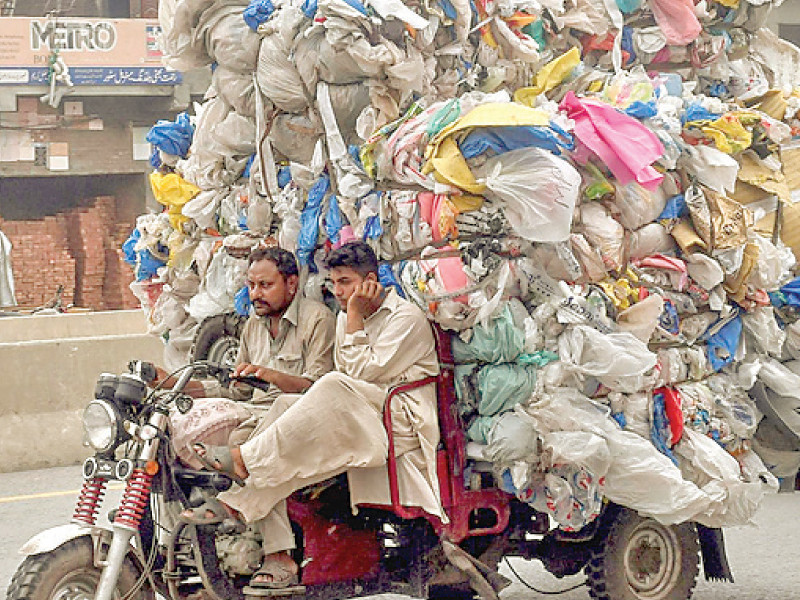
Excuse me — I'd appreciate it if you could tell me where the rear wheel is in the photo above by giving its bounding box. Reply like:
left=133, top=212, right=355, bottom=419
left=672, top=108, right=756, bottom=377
left=586, top=509, right=699, bottom=600
left=7, top=537, right=152, bottom=600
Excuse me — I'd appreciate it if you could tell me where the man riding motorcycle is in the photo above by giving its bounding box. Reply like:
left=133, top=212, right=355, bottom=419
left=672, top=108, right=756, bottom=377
left=154, top=246, right=336, bottom=588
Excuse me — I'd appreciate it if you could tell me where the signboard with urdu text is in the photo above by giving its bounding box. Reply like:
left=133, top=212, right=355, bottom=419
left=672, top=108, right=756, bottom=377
left=0, top=17, right=181, bottom=85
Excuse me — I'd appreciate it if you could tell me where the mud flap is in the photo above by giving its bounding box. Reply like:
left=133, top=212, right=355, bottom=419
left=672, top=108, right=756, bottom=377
left=696, top=525, right=734, bottom=583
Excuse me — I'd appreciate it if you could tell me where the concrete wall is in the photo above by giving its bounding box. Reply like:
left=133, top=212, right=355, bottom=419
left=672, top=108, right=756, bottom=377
left=765, top=0, right=800, bottom=43
left=0, top=310, right=164, bottom=472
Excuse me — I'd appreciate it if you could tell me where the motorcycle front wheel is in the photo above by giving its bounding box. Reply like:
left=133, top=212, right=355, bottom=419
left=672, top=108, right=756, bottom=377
left=7, top=537, right=153, bottom=600
left=586, top=508, right=699, bottom=600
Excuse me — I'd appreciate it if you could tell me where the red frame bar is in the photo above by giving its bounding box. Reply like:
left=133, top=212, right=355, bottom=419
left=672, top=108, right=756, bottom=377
left=383, top=376, right=438, bottom=519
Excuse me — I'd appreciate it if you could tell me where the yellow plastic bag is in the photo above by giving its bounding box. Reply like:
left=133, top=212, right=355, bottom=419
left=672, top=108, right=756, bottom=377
left=514, top=47, right=581, bottom=106
left=149, top=172, right=201, bottom=231
left=686, top=111, right=759, bottom=155
left=423, top=103, right=549, bottom=193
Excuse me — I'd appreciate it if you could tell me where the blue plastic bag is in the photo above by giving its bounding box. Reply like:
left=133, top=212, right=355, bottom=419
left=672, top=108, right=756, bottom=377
left=277, top=166, right=292, bottom=188
left=146, top=112, right=194, bottom=158
left=703, top=315, right=742, bottom=372
left=363, top=215, right=383, bottom=240
left=123, top=230, right=167, bottom=281
left=234, top=286, right=252, bottom=317
left=769, top=277, right=800, bottom=309
left=439, top=0, right=457, bottom=19
left=242, top=153, right=256, bottom=179
left=651, top=391, right=678, bottom=465
left=620, top=26, right=637, bottom=65
left=459, top=123, right=575, bottom=159
left=616, top=0, right=642, bottom=13
left=243, top=0, right=275, bottom=31
left=149, top=146, right=162, bottom=168
left=659, top=299, right=680, bottom=335
left=378, top=262, right=405, bottom=298
left=325, top=195, right=344, bottom=245
left=136, top=249, right=166, bottom=281
left=122, top=229, right=140, bottom=267
left=681, top=103, right=721, bottom=125
left=624, top=101, right=657, bottom=119
left=302, top=0, right=317, bottom=17
left=297, top=175, right=330, bottom=267
left=658, top=193, right=688, bottom=221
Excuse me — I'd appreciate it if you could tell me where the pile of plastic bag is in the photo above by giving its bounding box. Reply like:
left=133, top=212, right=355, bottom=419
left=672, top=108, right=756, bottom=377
left=124, top=0, right=800, bottom=530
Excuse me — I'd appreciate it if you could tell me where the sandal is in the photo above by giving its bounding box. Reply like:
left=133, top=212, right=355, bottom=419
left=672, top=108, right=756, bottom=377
left=179, top=496, right=245, bottom=534
left=248, top=560, right=299, bottom=590
left=192, top=442, right=246, bottom=486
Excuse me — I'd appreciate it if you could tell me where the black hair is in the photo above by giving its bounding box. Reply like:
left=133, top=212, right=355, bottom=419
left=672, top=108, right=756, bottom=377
left=326, top=241, right=379, bottom=278
left=248, top=246, right=299, bottom=279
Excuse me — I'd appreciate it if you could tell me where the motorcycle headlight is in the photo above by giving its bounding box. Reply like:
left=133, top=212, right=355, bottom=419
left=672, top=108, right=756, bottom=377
left=82, top=400, right=120, bottom=453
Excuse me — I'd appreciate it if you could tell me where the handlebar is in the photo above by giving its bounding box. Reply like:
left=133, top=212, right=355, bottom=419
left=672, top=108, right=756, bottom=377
left=149, top=361, right=273, bottom=395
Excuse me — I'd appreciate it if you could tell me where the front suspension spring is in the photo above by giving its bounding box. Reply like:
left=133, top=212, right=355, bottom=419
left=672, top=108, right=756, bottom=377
left=72, top=477, right=108, bottom=526
left=114, top=468, right=153, bottom=530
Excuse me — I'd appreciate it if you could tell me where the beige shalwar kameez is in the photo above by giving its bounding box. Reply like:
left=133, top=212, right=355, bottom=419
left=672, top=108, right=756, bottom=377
left=169, top=294, right=335, bottom=554
left=219, top=289, right=445, bottom=553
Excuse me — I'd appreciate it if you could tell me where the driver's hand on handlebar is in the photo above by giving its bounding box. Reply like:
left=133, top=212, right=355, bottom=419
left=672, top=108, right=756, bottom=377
left=151, top=366, right=171, bottom=389
left=233, top=363, right=273, bottom=384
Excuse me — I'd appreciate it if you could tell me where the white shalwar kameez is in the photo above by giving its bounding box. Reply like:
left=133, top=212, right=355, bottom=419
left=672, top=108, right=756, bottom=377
left=219, top=289, right=445, bottom=545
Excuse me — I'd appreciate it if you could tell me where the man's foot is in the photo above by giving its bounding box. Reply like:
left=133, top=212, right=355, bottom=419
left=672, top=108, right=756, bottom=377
left=179, top=496, right=245, bottom=533
left=250, top=552, right=299, bottom=589
left=192, top=443, right=249, bottom=485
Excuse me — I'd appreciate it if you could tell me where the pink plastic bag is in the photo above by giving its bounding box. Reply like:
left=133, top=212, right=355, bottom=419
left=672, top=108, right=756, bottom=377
left=559, top=91, right=664, bottom=191
left=418, top=191, right=458, bottom=241
left=649, top=0, right=702, bottom=47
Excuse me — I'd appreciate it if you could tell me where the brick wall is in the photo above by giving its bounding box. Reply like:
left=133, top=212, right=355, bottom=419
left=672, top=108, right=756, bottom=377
left=0, top=197, right=140, bottom=310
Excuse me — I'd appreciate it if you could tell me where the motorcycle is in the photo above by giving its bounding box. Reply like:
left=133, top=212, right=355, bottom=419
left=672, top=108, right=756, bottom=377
left=7, top=329, right=735, bottom=600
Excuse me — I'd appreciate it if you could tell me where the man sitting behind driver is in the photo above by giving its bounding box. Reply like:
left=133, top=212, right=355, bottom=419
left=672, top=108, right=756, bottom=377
left=215, top=241, right=443, bottom=589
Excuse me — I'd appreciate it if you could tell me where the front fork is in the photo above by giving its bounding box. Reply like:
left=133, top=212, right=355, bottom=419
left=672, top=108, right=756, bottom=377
left=93, top=409, right=168, bottom=600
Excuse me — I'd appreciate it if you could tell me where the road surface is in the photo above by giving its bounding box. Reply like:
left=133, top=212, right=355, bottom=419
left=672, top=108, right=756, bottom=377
left=1, top=465, right=798, bottom=599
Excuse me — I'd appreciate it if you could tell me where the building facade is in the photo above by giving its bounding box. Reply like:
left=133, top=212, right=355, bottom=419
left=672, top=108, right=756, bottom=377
left=0, top=0, right=207, bottom=308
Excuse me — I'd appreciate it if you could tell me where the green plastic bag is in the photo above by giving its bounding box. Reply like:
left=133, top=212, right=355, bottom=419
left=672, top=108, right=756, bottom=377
left=452, top=304, right=525, bottom=364
left=467, top=415, right=498, bottom=444
left=477, top=363, right=537, bottom=416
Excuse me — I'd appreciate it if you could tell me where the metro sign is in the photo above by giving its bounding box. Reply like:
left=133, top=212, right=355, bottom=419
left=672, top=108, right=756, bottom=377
left=30, top=19, right=117, bottom=52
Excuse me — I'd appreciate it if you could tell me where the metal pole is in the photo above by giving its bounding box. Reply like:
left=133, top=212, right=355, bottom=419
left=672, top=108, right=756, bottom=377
left=94, top=527, right=136, bottom=600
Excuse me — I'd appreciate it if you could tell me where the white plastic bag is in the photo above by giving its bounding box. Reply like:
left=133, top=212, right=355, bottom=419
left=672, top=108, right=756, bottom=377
left=578, top=203, right=625, bottom=272
left=256, top=17, right=308, bottom=112
left=484, top=411, right=540, bottom=466
left=686, top=252, right=724, bottom=290
left=182, top=189, right=222, bottom=230
left=680, top=145, right=739, bottom=195
left=543, top=430, right=612, bottom=480
left=212, top=66, right=256, bottom=117
left=674, top=429, right=767, bottom=528
left=742, top=307, right=785, bottom=358
left=525, top=389, right=719, bottom=526
left=614, top=182, right=668, bottom=231
left=616, top=294, right=664, bottom=343
left=203, top=9, right=260, bottom=74
left=558, top=325, right=657, bottom=392
left=629, top=223, right=676, bottom=260
left=475, top=148, right=581, bottom=243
